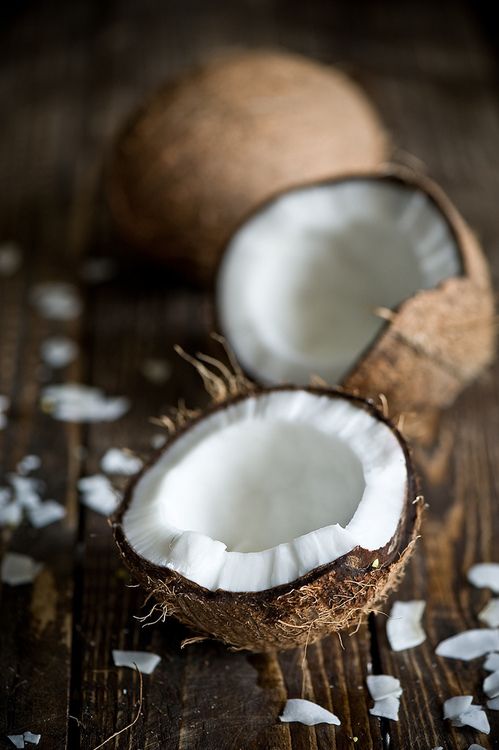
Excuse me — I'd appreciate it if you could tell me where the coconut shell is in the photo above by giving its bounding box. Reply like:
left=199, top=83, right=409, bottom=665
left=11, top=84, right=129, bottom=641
left=113, top=386, right=422, bottom=652
left=341, top=168, right=495, bottom=417
left=107, top=50, right=388, bottom=283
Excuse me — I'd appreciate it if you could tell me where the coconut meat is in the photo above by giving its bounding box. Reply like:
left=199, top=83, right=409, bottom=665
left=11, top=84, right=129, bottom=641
left=218, top=179, right=461, bottom=386
left=123, top=389, right=407, bottom=592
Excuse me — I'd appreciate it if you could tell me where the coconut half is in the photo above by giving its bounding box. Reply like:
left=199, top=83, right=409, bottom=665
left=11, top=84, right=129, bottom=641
left=217, top=169, right=494, bottom=415
left=107, top=50, right=387, bottom=282
left=113, top=386, right=421, bottom=651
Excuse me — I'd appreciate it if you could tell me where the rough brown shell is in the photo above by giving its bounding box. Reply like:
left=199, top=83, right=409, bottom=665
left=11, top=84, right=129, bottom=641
left=107, top=50, right=388, bottom=283
left=339, top=167, right=495, bottom=417
left=112, top=386, right=422, bottom=652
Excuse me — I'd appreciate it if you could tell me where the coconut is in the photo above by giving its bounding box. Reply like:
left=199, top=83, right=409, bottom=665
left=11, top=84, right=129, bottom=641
left=113, top=384, right=421, bottom=652
left=217, top=168, right=495, bottom=418
left=107, top=50, right=388, bottom=282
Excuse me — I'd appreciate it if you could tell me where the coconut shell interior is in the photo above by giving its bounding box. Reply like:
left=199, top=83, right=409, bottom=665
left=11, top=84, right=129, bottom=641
left=113, top=387, right=422, bottom=652
left=107, top=50, right=388, bottom=283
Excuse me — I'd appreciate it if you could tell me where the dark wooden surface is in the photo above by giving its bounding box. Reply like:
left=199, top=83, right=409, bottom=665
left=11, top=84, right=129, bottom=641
left=1, top=1, right=499, bottom=748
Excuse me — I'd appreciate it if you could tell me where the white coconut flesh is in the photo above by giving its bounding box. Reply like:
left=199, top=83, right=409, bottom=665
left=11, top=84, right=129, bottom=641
left=217, top=179, right=461, bottom=385
left=123, top=390, right=408, bottom=592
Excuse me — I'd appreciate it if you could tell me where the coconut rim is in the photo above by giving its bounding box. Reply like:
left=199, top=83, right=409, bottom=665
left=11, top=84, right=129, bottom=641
left=213, top=166, right=489, bottom=388
left=112, top=385, right=420, bottom=601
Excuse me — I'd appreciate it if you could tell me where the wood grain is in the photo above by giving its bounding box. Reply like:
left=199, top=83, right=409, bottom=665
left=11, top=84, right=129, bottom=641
left=1, top=1, right=498, bottom=749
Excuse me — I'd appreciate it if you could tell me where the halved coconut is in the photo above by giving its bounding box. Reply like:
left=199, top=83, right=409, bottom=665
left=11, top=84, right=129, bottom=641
left=107, top=50, right=388, bottom=282
left=217, top=168, right=494, bottom=416
left=113, top=386, right=421, bottom=651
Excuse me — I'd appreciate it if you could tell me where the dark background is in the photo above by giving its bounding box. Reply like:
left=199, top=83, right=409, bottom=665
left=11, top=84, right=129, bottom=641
left=1, top=2, right=499, bottom=749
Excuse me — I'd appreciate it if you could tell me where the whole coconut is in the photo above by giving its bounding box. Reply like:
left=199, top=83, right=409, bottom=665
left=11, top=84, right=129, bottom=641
left=107, top=50, right=388, bottom=282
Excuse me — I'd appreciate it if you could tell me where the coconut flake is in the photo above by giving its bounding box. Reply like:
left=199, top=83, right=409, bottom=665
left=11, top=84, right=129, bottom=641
left=483, top=670, right=499, bottom=699
left=386, top=600, right=426, bottom=651
left=30, top=282, right=82, bottom=320
left=436, top=629, right=499, bottom=660
left=100, top=448, right=143, bottom=476
left=8, top=475, right=42, bottom=510
left=484, top=652, right=499, bottom=672
left=27, top=500, right=66, bottom=528
left=112, top=649, right=161, bottom=674
left=443, top=695, right=490, bottom=733
left=80, top=257, right=116, bottom=284
left=279, top=698, right=340, bottom=726
left=487, top=697, right=499, bottom=710
left=40, top=337, right=78, bottom=369
left=41, top=384, right=129, bottom=423
left=367, top=675, right=402, bottom=722
left=141, top=358, right=171, bottom=385
left=1, top=553, right=43, bottom=586
left=7, top=736, right=24, bottom=749
left=16, top=455, right=41, bottom=476
left=23, top=733, right=41, bottom=745
left=468, top=563, right=499, bottom=593
left=79, top=475, right=120, bottom=516
left=478, top=599, right=499, bottom=628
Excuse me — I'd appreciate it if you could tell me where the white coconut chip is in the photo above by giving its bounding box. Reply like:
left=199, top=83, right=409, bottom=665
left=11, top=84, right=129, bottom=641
left=386, top=600, right=426, bottom=651
left=78, top=475, right=120, bottom=516
left=443, top=695, right=490, bottom=733
left=8, top=475, right=42, bottom=510
left=0, top=241, right=22, bottom=276
left=484, top=652, right=499, bottom=672
left=468, top=563, right=499, bottom=593
left=367, top=675, right=402, bottom=722
left=23, top=733, right=41, bottom=745
left=469, top=745, right=487, bottom=750
left=436, top=629, right=499, bottom=660
left=16, top=455, right=41, bottom=476
left=112, top=649, right=161, bottom=674
left=41, top=384, right=129, bottom=423
left=40, top=337, right=78, bottom=369
left=80, top=257, right=116, bottom=284
left=140, top=358, right=172, bottom=385
left=100, top=448, right=143, bottom=476
left=483, top=670, right=499, bottom=699
left=487, top=697, right=499, bottom=710
left=478, top=599, right=499, bottom=628
left=1, top=553, right=43, bottom=586
left=27, top=500, right=66, bottom=528
left=7, top=736, right=24, bottom=749
left=279, top=698, right=340, bottom=726
left=30, top=282, right=82, bottom=320
left=6, top=732, right=41, bottom=748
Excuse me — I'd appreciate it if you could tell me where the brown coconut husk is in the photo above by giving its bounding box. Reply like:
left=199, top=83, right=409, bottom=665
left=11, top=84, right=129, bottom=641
left=340, top=167, right=495, bottom=417
left=107, top=50, right=388, bottom=283
left=112, top=377, right=422, bottom=653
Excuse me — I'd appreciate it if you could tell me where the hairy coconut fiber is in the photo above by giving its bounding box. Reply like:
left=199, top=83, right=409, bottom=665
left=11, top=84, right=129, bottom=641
left=341, top=168, right=495, bottom=417
left=107, top=50, right=388, bottom=283
left=112, top=375, right=422, bottom=652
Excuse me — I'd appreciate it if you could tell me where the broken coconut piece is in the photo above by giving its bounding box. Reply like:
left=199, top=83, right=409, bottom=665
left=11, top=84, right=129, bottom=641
left=386, top=599, right=426, bottom=651
left=101, top=448, right=143, bottom=476
left=483, top=670, right=499, bottom=699
left=112, top=649, right=161, bottom=674
left=436, top=629, right=499, bottom=660
left=30, top=282, right=82, bottom=320
left=7, top=737, right=24, bottom=749
left=27, top=500, right=66, bottom=529
left=367, top=674, right=402, bottom=722
left=217, top=170, right=494, bottom=416
left=79, top=475, right=120, bottom=516
left=6, top=732, right=41, bottom=748
left=1, top=553, right=43, bottom=586
left=22, top=733, right=40, bottom=746
left=279, top=698, right=340, bottom=726
left=479, top=599, right=499, bottom=628
left=484, top=652, right=499, bottom=672
left=108, top=50, right=387, bottom=283
left=443, top=695, right=490, bottom=734
left=468, top=563, right=499, bottom=594
left=114, top=386, right=421, bottom=651
left=41, top=384, right=129, bottom=423
left=40, top=337, right=78, bottom=369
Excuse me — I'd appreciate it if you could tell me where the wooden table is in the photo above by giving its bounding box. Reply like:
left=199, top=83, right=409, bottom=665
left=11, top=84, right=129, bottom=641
left=1, top=1, right=498, bottom=748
